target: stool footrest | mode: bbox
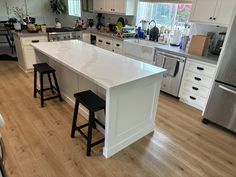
[43,95,61,101]
[76,124,105,147]
[77,128,88,140]
[91,138,105,148]
[95,119,105,129]
[36,86,58,94]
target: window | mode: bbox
[136,2,192,30]
[68,0,81,17]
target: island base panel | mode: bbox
[103,74,162,158]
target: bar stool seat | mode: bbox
[33,63,55,74]
[33,63,62,107]
[71,90,105,156]
[74,90,105,112]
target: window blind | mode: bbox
[68,0,81,17]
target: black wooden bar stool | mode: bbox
[71,90,105,156]
[33,63,62,107]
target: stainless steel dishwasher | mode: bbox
[153,50,186,97]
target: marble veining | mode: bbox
[31,40,166,90]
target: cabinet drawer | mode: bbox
[96,37,104,48]
[113,40,123,50]
[183,71,213,88]
[104,38,113,51]
[185,60,216,77]
[180,80,210,98]
[21,36,48,46]
[180,90,207,110]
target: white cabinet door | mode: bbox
[114,0,125,14]
[213,0,236,26]
[24,46,37,70]
[104,0,114,12]
[93,0,105,11]
[190,0,218,23]
[82,33,91,44]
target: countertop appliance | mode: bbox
[211,32,226,55]
[203,13,236,133]
[47,27,81,42]
[153,50,186,97]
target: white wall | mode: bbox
[0,0,56,25]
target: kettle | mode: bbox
[55,18,62,29]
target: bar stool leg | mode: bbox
[71,99,79,138]
[87,111,94,156]
[52,72,63,101]
[47,73,54,94]
[34,68,37,98]
[40,73,44,107]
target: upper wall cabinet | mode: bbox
[93,0,105,11]
[190,0,236,26]
[93,0,136,15]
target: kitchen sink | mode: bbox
[123,39,156,64]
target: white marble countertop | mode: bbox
[124,39,219,65]
[31,40,166,90]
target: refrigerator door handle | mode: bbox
[219,85,236,95]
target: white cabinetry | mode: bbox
[13,34,48,72]
[93,0,135,15]
[93,0,105,11]
[113,40,123,54]
[190,0,236,26]
[82,33,91,43]
[179,59,216,111]
[94,34,123,54]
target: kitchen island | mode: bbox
[31,40,166,158]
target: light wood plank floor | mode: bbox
[0,61,236,177]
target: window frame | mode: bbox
[136,2,192,30]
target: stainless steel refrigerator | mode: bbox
[203,12,236,133]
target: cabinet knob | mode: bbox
[209,17,212,20]
[213,17,216,20]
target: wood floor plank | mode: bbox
[0,61,236,177]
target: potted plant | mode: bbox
[50,0,66,14]
[10,6,27,23]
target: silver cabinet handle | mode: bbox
[219,85,236,95]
